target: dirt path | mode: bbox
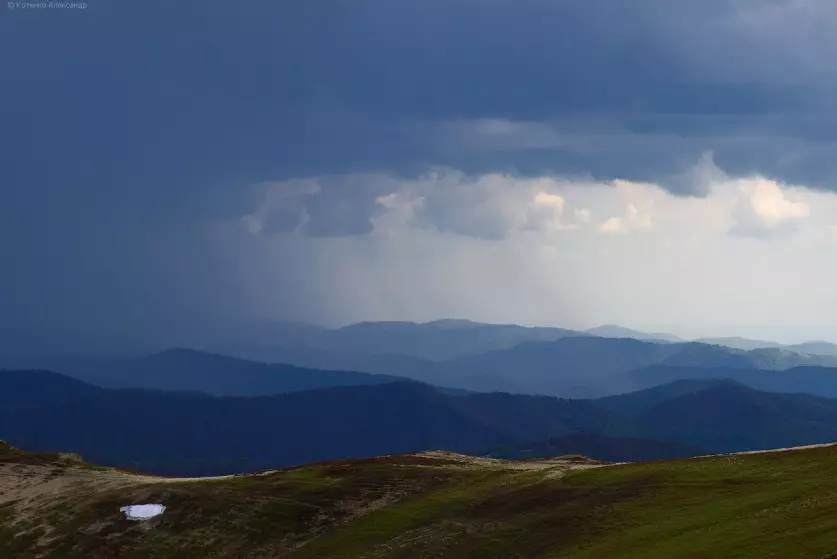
[412,450,611,479]
[695,442,837,459]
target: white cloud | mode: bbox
[574,208,591,223]
[369,171,584,239]
[221,164,837,341]
[742,179,809,223]
[730,177,811,237]
[533,191,566,212]
[598,202,654,235]
[598,217,623,234]
[375,191,425,214]
[239,159,817,244]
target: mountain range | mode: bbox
[208,319,837,361]
[437,336,837,397]
[214,336,837,398]
[5,319,837,480]
[6,332,837,401]
[0,370,617,475]
[6,368,837,476]
[210,319,586,362]
[695,336,837,355]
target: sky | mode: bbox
[2,0,837,350]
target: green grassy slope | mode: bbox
[4,442,837,558]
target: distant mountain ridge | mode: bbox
[585,327,837,356]
[585,324,682,343]
[8,335,837,401]
[212,319,585,362]
[201,320,837,397]
[606,364,837,398]
[0,370,625,475]
[0,349,409,397]
[5,319,837,403]
[432,337,837,398]
[317,319,587,361]
[5,368,837,476]
[696,337,837,356]
[694,336,783,351]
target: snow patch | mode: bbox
[120,504,166,520]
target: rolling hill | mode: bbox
[6,441,837,558]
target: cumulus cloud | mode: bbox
[242,171,587,241]
[532,191,566,212]
[574,208,592,223]
[239,158,817,245]
[598,202,655,235]
[410,173,579,239]
[598,218,623,234]
[730,178,811,237]
[212,167,837,341]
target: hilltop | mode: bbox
[5,441,837,558]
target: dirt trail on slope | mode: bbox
[412,451,611,478]
[695,442,837,459]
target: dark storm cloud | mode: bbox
[2,0,837,346]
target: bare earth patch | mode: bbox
[695,442,837,459]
